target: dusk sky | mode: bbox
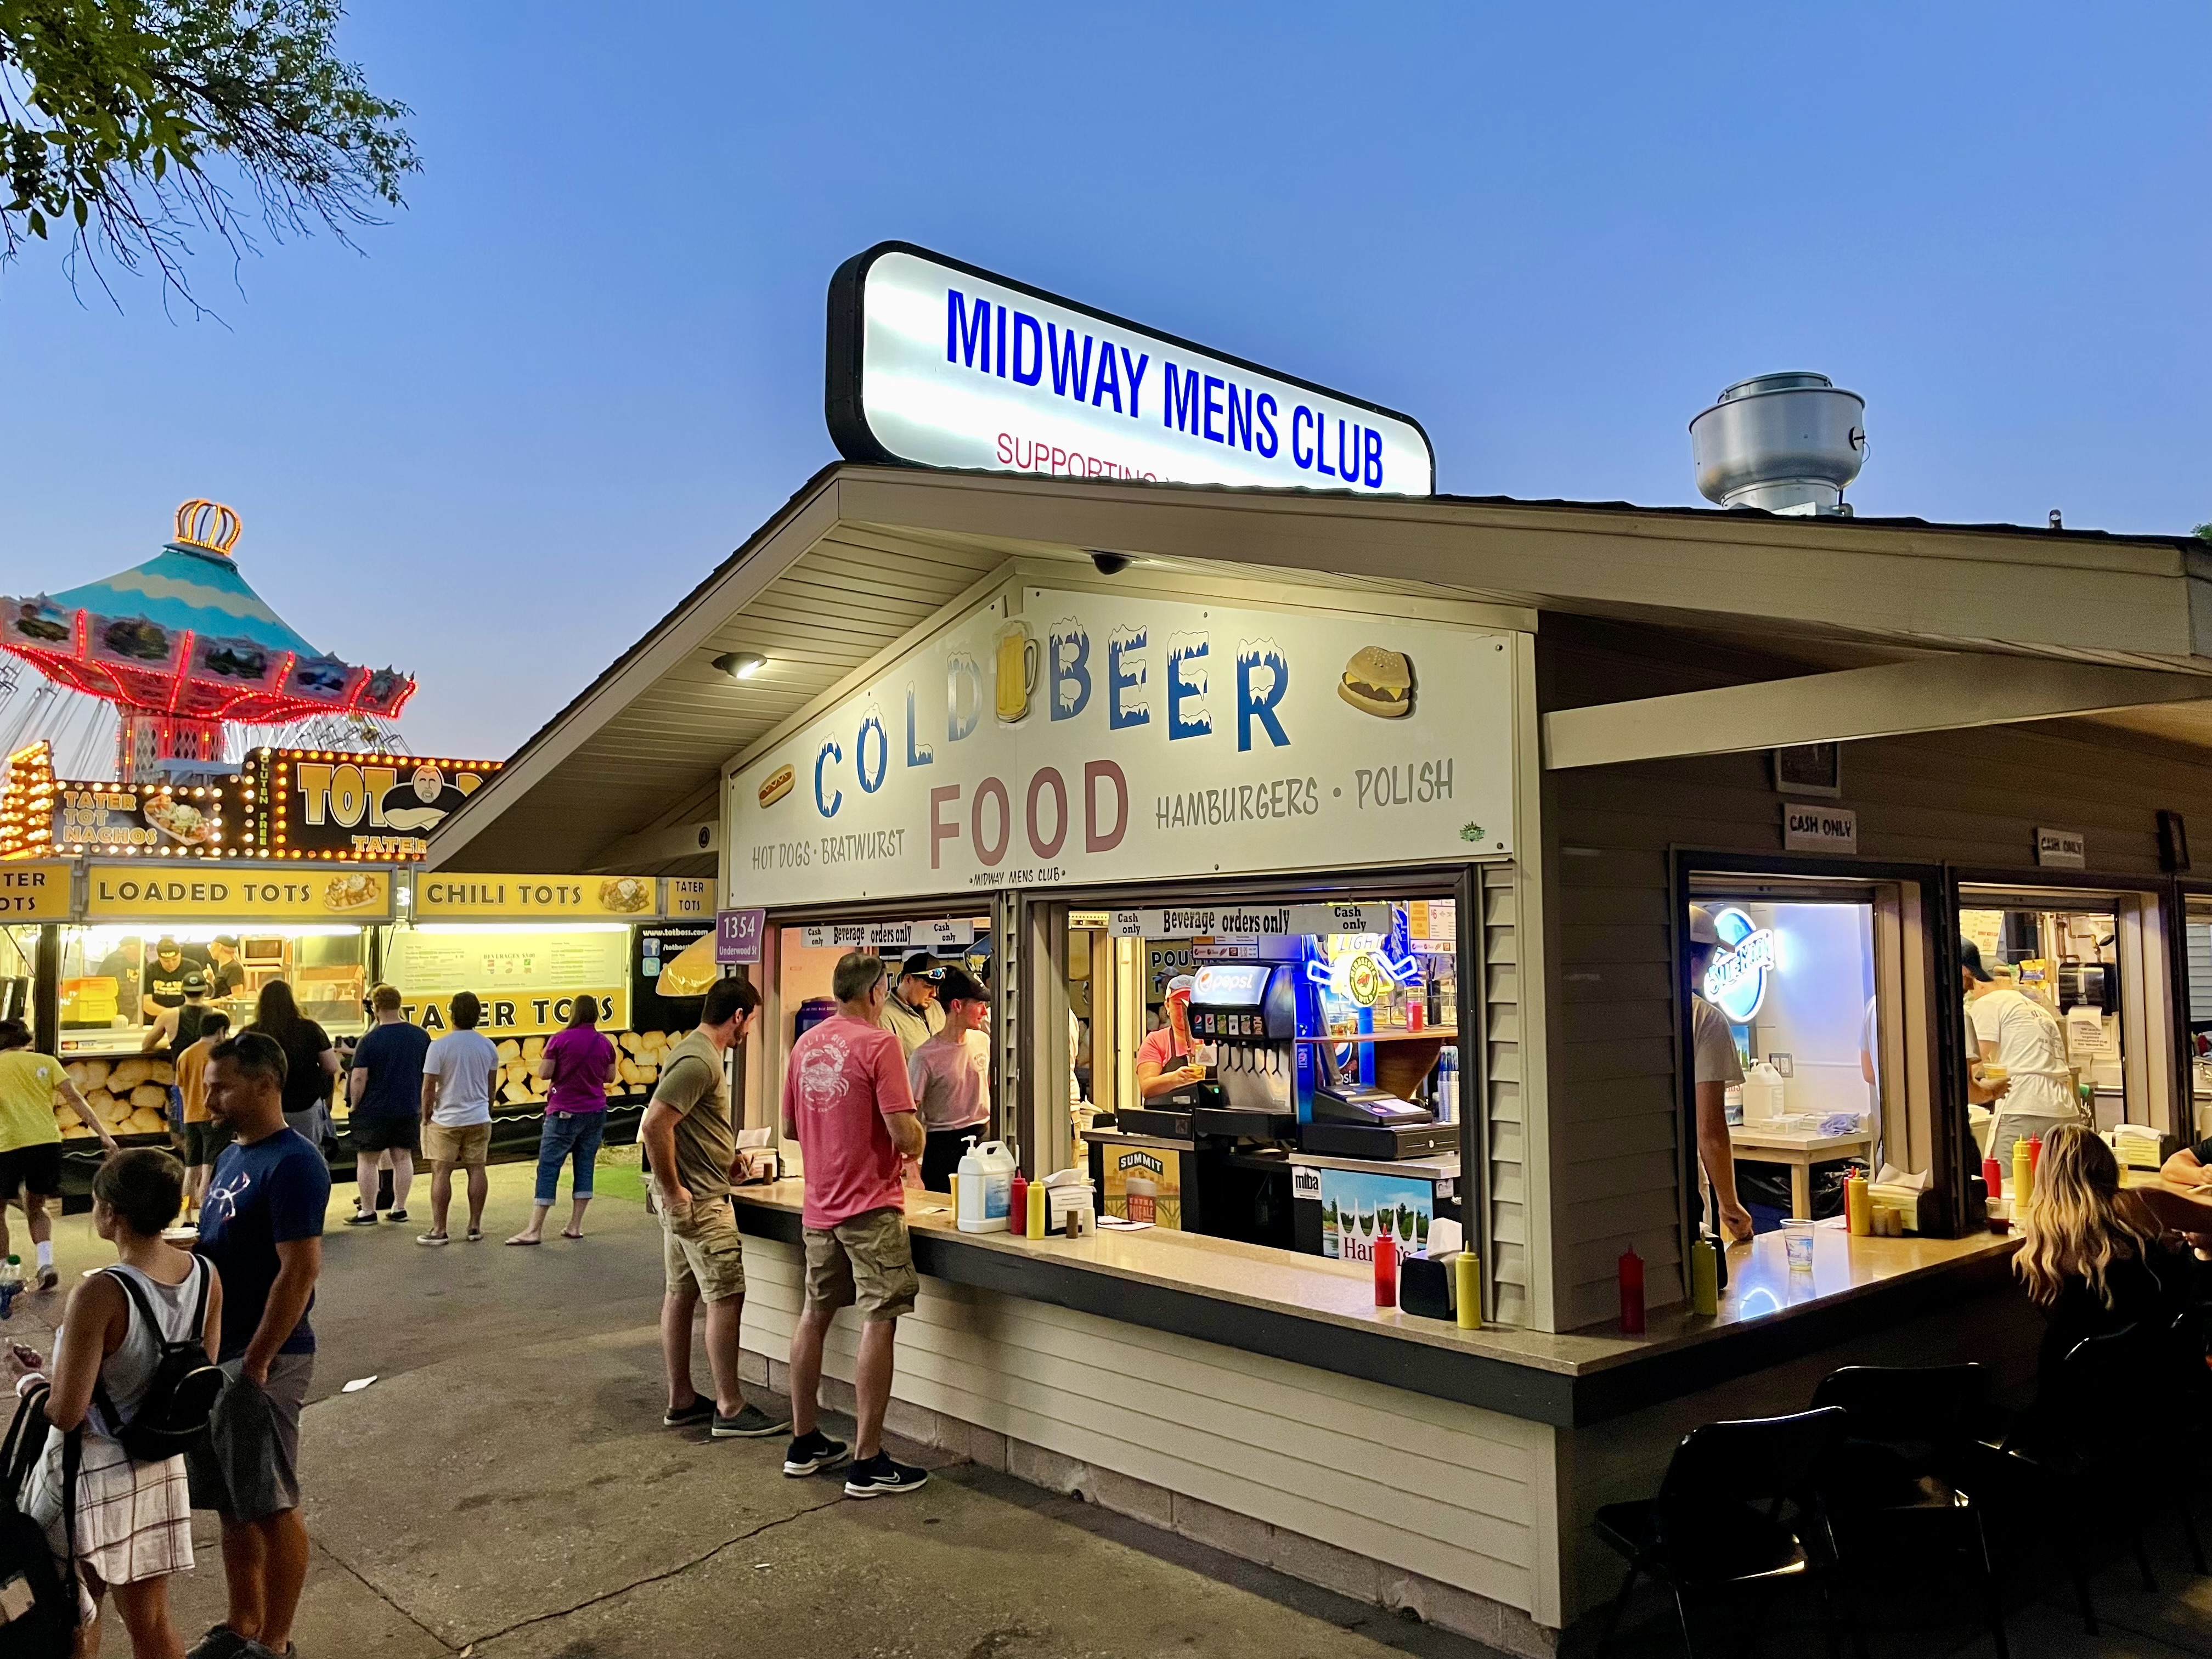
[3,1,2204,762]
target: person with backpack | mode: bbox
[12,1147,223,1656]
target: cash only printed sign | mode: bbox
[726,584,1515,907]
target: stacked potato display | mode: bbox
[488,1029,674,1107]
[60,1057,176,1139]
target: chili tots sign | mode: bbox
[1703,907,1775,1024]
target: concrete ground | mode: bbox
[8,1152,2212,1657]
[2,1153,1503,1659]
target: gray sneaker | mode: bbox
[711,1402,791,1438]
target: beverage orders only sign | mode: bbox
[825,243,1434,495]
[727,584,1514,907]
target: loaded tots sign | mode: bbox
[727,584,1513,906]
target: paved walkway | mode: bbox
[12,1153,2212,1656]
[3,1154,1501,1659]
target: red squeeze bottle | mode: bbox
[1619,1248,1646,1334]
[1373,1234,1398,1307]
[1009,1169,1029,1234]
[2028,1135,2044,1172]
[1982,1155,2004,1198]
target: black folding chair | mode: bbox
[2001,1322,2207,1634]
[1592,1406,1853,1659]
[1811,1363,2006,1659]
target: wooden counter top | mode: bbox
[730,1181,2021,1425]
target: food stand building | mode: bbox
[428,456,2212,1646]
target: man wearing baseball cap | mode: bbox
[1687,907,1753,1244]
[1960,938,2068,1166]
[878,952,945,1060]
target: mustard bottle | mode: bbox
[1689,1237,1719,1316]
[1454,1249,1482,1329]
[1026,1177,1046,1239]
[2012,1138,2034,1216]
[1844,1170,1872,1236]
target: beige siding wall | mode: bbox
[738,1238,1563,1626]
[1541,618,2212,1329]
[1483,866,1532,1326]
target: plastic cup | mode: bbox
[1782,1219,1816,1272]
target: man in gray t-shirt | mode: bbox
[1688,907,1752,1243]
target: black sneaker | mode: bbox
[387,1209,409,1223]
[185,1626,247,1659]
[844,1452,928,1498]
[783,1429,851,1476]
[662,1396,714,1428]
[711,1402,791,1438]
[345,1210,380,1227]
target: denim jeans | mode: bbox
[535,1110,606,1205]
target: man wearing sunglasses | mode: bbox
[878,952,945,1062]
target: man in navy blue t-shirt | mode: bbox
[344,984,431,1226]
[189,1030,330,1659]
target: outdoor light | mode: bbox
[714,651,768,680]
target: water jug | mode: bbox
[1741,1061,1787,1122]
[956,1138,1015,1233]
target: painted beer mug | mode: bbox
[995,619,1039,724]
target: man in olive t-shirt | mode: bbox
[639,977,786,1440]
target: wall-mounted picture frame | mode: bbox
[1772,743,1842,798]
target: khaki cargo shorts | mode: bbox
[663,1195,747,1302]
[424,1121,492,1166]
[803,1205,918,1322]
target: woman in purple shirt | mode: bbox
[506,997,619,1245]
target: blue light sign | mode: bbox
[1703,906,1775,1024]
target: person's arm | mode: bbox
[2132,1184,2212,1239]
[1137,1045,1203,1098]
[603,1043,620,1087]
[199,1263,225,1363]
[2162,1146,2212,1187]
[37,1276,126,1431]
[876,1034,926,1160]
[348,1049,371,1108]
[141,1008,173,1053]
[420,1062,441,1125]
[243,1237,320,1385]
[640,1103,687,1211]
[55,1078,119,1153]
[1695,1080,1753,1242]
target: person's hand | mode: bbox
[1720,1201,1755,1244]
[4,1342,42,1384]
[661,1182,693,1216]
[241,1353,271,1387]
[1178,1064,1205,1086]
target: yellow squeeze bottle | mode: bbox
[1689,1238,1719,1316]
[1454,1249,1482,1329]
[1844,1170,1872,1236]
[1026,1178,1046,1239]
[2012,1139,2035,1215]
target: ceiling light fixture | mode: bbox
[713,651,768,680]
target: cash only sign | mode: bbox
[726,583,1516,908]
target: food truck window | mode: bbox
[47,924,366,1053]
[1959,886,2175,1144]
[1074,894,1463,1263]
[1685,873,1938,1233]
[0,925,33,1024]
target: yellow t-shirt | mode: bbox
[178,1036,217,1124]
[0,1049,65,1152]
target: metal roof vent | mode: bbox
[1689,372,1866,516]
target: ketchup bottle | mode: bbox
[1373,1234,1398,1307]
[1618,1248,1646,1334]
[1009,1169,1029,1237]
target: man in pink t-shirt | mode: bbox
[780,951,927,1497]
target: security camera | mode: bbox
[1089,551,1131,575]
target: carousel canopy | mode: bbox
[1,500,415,727]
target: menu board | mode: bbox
[412,874,662,920]
[383,926,630,1036]
[244,748,501,862]
[0,861,71,919]
[84,864,392,922]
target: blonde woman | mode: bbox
[2015,1125,2212,1397]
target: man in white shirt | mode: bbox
[1961,939,2077,1166]
[418,991,500,1244]
[1688,907,1753,1243]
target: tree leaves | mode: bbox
[0,0,419,309]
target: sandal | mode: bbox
[504,1234,542,1246]
[416,1232,449,1246]
[561,1229,585,1240]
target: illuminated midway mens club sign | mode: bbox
[825,242,1435,496]
[1703,907,1775,1024]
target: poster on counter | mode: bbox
[727,584,1514,907]
[1318,1167,1434,1261]
[1099,1143,1182,1230]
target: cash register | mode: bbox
[1299,1084,1457,1158]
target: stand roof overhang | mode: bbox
[425,463,2212,877]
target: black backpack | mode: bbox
[94,1261,224,1463]
[0,1384,78,1655]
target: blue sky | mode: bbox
[2,2,2205,760]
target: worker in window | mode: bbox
[1688,907,1754,1244]
[1137,975,1204,1099]
[1961,939,2076,1167]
